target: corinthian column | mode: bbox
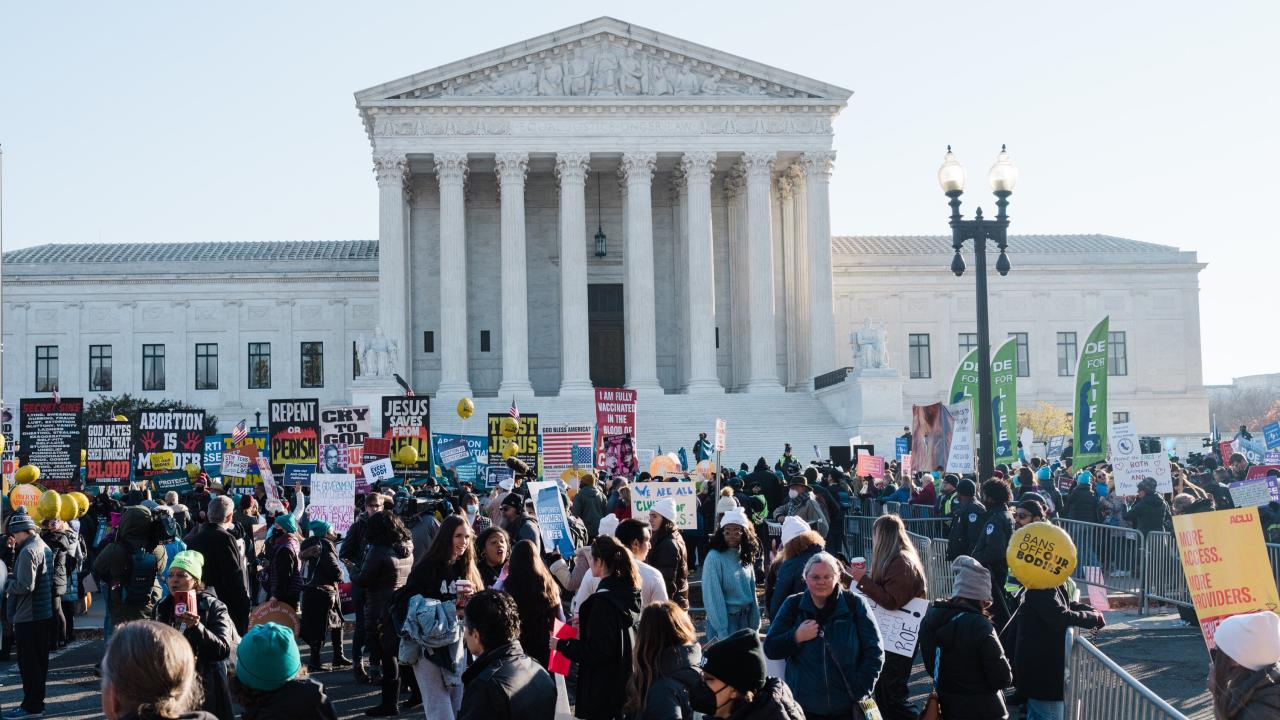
[495,152,534,398]
[555,152,593,396]
[435,153,471,396]
[374,153,411,377]
[620,152,660,392]
[742,151,783,393]
[802,151,838,385]
[681,152,723,394]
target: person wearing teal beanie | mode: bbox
[265,512,304,610]
[231,622,337,719]
[274,513,299,535]
[299,520,350,673]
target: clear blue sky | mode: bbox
[2,1,1275,384]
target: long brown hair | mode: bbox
[503,539,560,621]
[423,514,483,590]
[625,602,698,713]
[869,514,926,596]
[591,535,640,588]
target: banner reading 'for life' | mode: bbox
[1073,317,1110,467]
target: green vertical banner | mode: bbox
[1073,316,1110,467]
[991,338,1018,466]
[949,348,980,406]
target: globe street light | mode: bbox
[939,145,1016,481]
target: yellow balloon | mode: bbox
[0,435,5,455]
[501,440,520,460]
[10,484,41,510]
[456,398,475,420]
[81,449,87,467]
[396,445,420,466]
[1006,521,1078,589]
[184,463,202,479]
[499,415,520,438]
[14,465,40,485]
[38,490,62,522]
[113,414,129,422]
[28,505,44,523]
[58,497,78,522]
[69,491,90,518]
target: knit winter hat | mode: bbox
[651,499,678,523]
[1036,466,1052,482]
[500,492,525,511]
[702,629,768,693]
[780,515,810,546]
[715,495,738,517]
[956,478,977,498]
[597,514,620,538]
[309,519,333,538]
[1076,471,1093,486]
[720,509,750,530]
[951,555,992,602]
[235,622,301,691]
[168,550,205,581]
[274,513,298,534]
[1214,611,1280,671]
[6,506,36,534]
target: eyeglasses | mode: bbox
[722,527,744,535]
[1015,511,1032,520]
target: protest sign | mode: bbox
[1073,317,1110,467]
[362,437,391,460]
[541,423,594,476]
[20,397,85,491]
[135,409,204,475]
[283,464,315,488]
[486,413,539,470]
[1234,436,1269,465]
[1046,435,1066,459]
[317,443,350,473]
[1265,450,1280,465]
[256,457,284,512]
[1112,453,1173,495]
[850,587,928,657]
[432,433,486,485]
[900,454,913,479]
[203,435,226,476]
[529,480,575,558]
[1109,421,1139,459]
[631,481,697,530]
[991,337,1018,466]
[363,457,395,486]
[855,455,886,480]
[152,470,193,497]
[910,403,952,475]
[382,397,432,471]
[1245,465,1280,480]
[310,474,356,535]
[269,399,320,471]
[894,437,909,461]
[437,438,472,468]
[949,348,980,407]
[319,405,372,446]
[1174,507,1280,649]
[944,402,975,475]
[714,418,726,453]
[486,465,513,490]
[221,452,251,478]
[1218,441,1235,464]
[1020,428,1035,461]
[600,435,639,477]
[218,432,268,496]
[1228,478,1278,508]
[85,420,133,486]
[595,388,637,469]
[1265,422,1280,450]
[151,451,175,471]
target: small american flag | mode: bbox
[509,397,520,421]
[571,445,595,467]
[231,419,248,444]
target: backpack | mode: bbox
[565,513,589,552]
[121,543,159,607]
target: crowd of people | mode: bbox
[0,435,1278,719]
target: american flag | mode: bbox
[542,429,594,468]
[571,445,595,467]
[231,419,248,444]
[508,397,520,421]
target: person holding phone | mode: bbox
[155,550,237,720]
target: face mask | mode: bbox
[789,489,799,499]
[466,505,478,516]
[688,681,729,716]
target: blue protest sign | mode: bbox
[1264,422,1280,450]
[203,435,227,476]
[530,480,575,558]
[434,433,486,485]
[485,466,513,490]
[283,464,316,487]
[895,437,909,460]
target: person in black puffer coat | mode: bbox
[156,550,237,720]
[919,556,1013,720]
[353,509,414,717]
[40,518,77,647]
[457,590,556,720]
[647,500,690,609]
[694,628,805,719]
[1124,478,1171,536]
[626,601,703,720]
[1013,584,1105,715]
[299,520,350,672]
[972,480,1015,630]
[745,458,784,516]
[557,535,643,720]
[1063,473,1101,523]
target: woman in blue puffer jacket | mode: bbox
[764,551,885,719]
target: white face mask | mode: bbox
[789,489,800,499]
[466,505,478,516]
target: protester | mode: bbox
[919,555,1012,720]
[625,601,703,720]
[851,514,927,720]
[99,620,217,720]
[265,513,303,609]
[1124,477,1171,535]
[407,513,484,719]
[772,474,829,538]
[475,526,510,588]
[647,499,690,609]
[455,589,556,720]
[155,550,236,720]
[231,622,338,719]
[6,507,53,719]
[696,629,805,719]
[572,474,609,540]
[354,510,415,716]
[701,509,761,644]
[499,492,542,552]
[503,539,562,668]
[300,519,351,672]
[766,516,824,620]
[746,457,784,513]
[574,518,667,618]
[93,505,168,634]
[460,492,491,535]
[340,492,386,683]
[1064,471,1101,523]
[556,535,642,720]
[946,478,986,561]
[39,516,78,648]
[1013,581,1105,718]
[1202,468,1236,511]
[764,551,885,719]
[187,495,251,635]
[1209,610,1280,719]
[972,479,1014,629]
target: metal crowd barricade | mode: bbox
[1053,518,1147,606]
[844,515,878,560]
[1143,531,1191,610]
[913,534,953,598]
[1064,628,1190,720]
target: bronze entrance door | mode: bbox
[587,284,624,388]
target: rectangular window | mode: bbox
[908,333,931,379]
[1108,331,1128,376]
[1113,411,1130,424]
[715,327,720,349]
[142,344,165,391]
[195,343,218,390]
[480,330,491,353]
[35,346,58,393]
[248,342,271,389]
[301,342,324,388]
[958,332,977,356]
[1057,332,1077,377]
[89,344,113,392]
[424,331,435,354]
[1009,332,1030,377]
[352,341,360,380]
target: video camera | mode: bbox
[395,495,447,520]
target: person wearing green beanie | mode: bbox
[299,520,350,673]
[231,623,337,719]
[168,550,204,582]
[157,549,237,720]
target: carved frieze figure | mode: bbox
[539,58,565,95]
[593,48,620,94]
[619,47,645,94]
[515,63,539,95]
[647,58,673,95]
[566,48,592,96]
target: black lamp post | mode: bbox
[253,409,263,432]
[594,170,607,257]
[938,145,1018,482]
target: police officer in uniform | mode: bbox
[945,477,986,560]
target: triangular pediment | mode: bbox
[356,17,851,103]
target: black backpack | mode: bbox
[121,543,159,607]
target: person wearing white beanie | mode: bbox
[766,515,825,621]
[647,499,690,608]
[702,508,762,643]
[715,488,739,529]
[1211,610,1280,719]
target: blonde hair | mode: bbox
[102,620,202,718]
[869,515,926,596]
[626,602,698,713]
